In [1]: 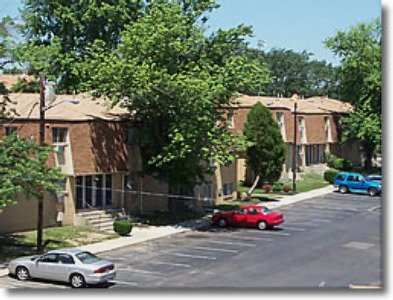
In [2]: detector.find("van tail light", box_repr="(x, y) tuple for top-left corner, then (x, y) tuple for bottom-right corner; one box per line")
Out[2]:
(94, 264), (114, 274)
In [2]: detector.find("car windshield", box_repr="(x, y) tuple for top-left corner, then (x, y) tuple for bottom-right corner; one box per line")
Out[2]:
(260, 207), (270, 213)
(75, 251), (101, 264)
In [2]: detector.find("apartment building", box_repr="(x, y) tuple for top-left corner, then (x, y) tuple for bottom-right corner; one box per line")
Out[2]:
(225, 94), (359, 182)
(0, 92), (236, 233)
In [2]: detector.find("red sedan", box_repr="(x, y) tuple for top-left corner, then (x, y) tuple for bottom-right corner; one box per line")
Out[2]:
(211, 205), (284, 230)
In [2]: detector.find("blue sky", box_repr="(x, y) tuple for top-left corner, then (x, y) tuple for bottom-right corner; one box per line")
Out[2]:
(0, 0), (381, 65)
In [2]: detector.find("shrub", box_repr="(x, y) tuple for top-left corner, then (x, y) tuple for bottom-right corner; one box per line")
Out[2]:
(323, 169), (340, 184)
(262, 184), (272, 193)
(282, 185), (291, 193)
(113, 219), (133, 236)
(272, 182), (284, 193)
(326, 154), (353, 171)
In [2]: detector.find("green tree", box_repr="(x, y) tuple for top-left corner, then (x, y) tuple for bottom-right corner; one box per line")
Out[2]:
(0, 134), (65, 210)
(245, 48), (339, 98)
(325, 19), (381, 169)
(13, 0), (220, 92)
(76, 2), (270, 195)
(243, 102), (286, 196)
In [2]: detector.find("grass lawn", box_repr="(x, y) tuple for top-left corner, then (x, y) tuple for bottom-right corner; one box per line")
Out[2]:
(0, 226), (117, 265)
(295, 173), (329, 193)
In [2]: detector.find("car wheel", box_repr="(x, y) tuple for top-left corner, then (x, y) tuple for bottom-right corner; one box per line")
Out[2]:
(368, 187), (378, 197)
(70, 273), (86, 288)
(16, 266), (30, 281)
(339, 185), (348, 194)
(257, 221), (267, 230)
(218, 218), (227, 227)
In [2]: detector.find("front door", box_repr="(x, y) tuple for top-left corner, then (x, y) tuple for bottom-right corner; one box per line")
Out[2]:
(233, 208), (247, 226)
(244, 207), (260, 227)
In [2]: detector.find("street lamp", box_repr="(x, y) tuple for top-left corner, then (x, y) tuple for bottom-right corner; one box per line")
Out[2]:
(36, 74), (79, 253)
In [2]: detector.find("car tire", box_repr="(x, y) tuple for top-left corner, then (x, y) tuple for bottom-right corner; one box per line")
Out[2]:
(70, 273), (86, 288)
(16, 266), (30, 281)
(339, 185), (348, 194)
(257, 221), (267, 230)
(218, 218), (227, 228)
(368, 187), (378, 197)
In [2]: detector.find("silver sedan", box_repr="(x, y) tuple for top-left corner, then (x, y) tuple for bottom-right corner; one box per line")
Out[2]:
(8, 248), (116, 288)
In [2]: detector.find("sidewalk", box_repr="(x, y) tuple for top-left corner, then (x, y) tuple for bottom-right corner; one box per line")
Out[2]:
(0, 185), (334, 278)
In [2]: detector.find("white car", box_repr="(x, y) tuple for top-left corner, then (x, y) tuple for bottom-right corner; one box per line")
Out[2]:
(8, 248), (116, 288)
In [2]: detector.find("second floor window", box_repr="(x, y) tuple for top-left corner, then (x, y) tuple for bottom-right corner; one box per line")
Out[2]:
(227, 111), (234, 128)
(52, 128), (68, 143)
(5, 126), (18, 136)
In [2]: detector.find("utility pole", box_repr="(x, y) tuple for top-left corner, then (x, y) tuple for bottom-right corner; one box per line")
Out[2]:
(292, 102), (298, 193)
(37, 73), (45, 253)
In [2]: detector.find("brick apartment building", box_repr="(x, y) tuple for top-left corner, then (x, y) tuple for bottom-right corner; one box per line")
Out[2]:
(223, 94), (359, 183)
(0, 92), (236, 233)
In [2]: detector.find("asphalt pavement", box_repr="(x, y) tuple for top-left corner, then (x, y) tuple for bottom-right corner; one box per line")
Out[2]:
(1, 191), (382, 290)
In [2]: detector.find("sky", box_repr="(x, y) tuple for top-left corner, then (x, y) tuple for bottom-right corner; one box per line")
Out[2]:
(0, 0), (382, 65)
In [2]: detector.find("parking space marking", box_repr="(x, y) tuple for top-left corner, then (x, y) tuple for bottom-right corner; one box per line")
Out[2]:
(368, 205), (381, 211)
(258, 231), (291, 236)
(117, 267), (162, 275)
(191, 246), (238, 253)
(108, 280), (138, 286)
(166, 253), (217, 260)
(208, 240), (256, 247)
(289, 222), (319, 227)
(143, 261), (192, 268)
(281, 226), (306, 231)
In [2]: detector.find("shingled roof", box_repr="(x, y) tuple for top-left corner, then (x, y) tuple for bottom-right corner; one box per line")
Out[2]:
(232, 94), (353, 114)
(4, 93), (131, 121)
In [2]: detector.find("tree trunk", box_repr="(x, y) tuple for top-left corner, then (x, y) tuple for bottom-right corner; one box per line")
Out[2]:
(247, 175), (260, 198)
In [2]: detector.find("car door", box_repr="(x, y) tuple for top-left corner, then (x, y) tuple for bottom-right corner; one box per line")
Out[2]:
(232, 208), (247, 226)
(347, 175), (367, 193)
(35, 253), (63, 281)
(57, 254), (77, 282)
(244, 207), (260, 227)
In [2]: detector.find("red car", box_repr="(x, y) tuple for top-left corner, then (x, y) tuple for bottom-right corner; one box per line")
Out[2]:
(211, 205), (284, 230)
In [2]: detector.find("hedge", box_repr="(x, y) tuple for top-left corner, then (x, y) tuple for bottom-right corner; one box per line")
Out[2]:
(323, 169), (340, 184)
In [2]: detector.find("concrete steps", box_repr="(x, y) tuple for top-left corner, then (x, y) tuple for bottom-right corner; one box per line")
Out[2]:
(76, 210), (115, 233)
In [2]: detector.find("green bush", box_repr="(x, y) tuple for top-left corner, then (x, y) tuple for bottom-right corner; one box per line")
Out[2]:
(326, 154), (353, 171)
(113, 219), (133, 236)
(323, 169), (340, 184)
(272, 182), (284, 193)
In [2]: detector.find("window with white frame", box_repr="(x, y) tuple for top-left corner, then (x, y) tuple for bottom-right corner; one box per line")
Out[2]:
(324, 116), (332, 142)
(276, 112), (286, 141)
(227, 111), (234, 128)
(298, 116), (306, 143)
(52, 128), (68, 167)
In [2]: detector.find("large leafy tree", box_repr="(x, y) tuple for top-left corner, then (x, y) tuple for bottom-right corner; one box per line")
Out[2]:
(245, 48), (339, 98)
(243, 102), (286, 195)
(0, 134), (65, 210)
(325, 19), (381, 168)
(13, 0), (220, 92)
(75, 2), (270, 192)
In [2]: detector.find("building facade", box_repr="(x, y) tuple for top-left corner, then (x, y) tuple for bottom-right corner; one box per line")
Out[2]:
(0, 93), (236, 233)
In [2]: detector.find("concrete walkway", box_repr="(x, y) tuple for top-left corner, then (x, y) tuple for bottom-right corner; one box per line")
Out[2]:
(0, 185), (335, 278)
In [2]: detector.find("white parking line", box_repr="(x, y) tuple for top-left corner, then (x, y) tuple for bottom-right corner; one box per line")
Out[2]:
(117, 267), (162, 275)
(368, 205), (381, 211)
(281, 226), (306, 231)
(290, 222), (319, 227)
(144, 261), (192, 268)
(208, 241), (256, 247)
(191, 246), (238, 253)
(258, 231), (291, 236)
(108, 280), (138, 286)
(223, 235), (274, 241)
(166, 253), (217, 260)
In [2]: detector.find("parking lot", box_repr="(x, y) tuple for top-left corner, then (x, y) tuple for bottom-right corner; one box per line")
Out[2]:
(1, 192), (381, 289)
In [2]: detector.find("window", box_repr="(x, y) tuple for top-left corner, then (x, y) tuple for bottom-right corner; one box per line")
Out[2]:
(223, 183), (233, 196)
(227, 111), (234, 128)
(58, 254), (74, 264)
(75, 252), (101, 264)
(5, 126), (17, 136)
(324, 116), (331, 142)
(75, 174), (114, 209)
(298, 117), (306, 142)
(105, 174), (113, 206)
(40, 254), (58, 263)
(248, 208), (259, 215)
(52, 128), (68, 143)
(276, 112), (286, 141)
